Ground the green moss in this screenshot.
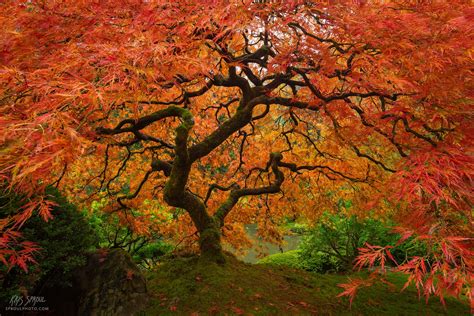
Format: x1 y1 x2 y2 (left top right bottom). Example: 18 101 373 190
257 250 305 269
199 227 225 264
142 254 469 315
180 109 195 127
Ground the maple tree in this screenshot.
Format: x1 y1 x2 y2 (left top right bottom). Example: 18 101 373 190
0 0 472 308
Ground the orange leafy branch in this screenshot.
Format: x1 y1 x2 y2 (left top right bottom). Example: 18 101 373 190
353 243 397 272
337 276 375 307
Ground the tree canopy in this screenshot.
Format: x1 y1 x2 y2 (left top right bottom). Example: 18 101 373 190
1 0 472 306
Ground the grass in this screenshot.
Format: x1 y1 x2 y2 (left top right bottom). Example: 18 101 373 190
142 254 470 315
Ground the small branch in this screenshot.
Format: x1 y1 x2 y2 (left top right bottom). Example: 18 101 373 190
214 152 285 226
96 106 190 136
117 169 153 208
204 183 238 205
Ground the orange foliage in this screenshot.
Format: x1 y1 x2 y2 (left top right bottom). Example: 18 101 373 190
0 0 472 307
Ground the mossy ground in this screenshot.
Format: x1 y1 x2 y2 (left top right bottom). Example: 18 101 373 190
142 254 469 315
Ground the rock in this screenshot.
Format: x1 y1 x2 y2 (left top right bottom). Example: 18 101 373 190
75 249 148 316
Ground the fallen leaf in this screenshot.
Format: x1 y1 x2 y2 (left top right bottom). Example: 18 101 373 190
231 306 244 315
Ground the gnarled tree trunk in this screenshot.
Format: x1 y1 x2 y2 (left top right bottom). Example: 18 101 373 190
198 221 225 263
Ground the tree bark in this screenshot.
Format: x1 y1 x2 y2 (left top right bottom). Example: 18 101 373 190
198 220 226 264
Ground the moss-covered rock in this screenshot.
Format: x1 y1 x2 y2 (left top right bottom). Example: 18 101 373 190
76 249 148 316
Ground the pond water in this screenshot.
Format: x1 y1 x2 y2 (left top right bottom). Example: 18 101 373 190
233 224 302 264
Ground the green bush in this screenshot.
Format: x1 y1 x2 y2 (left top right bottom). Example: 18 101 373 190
133 240 173 267
0 186 98 300
257 250 305 269
298 212 428 273
86 198 172 267
281 218 309 235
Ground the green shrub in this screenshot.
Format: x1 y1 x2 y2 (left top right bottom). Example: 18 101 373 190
86 198 172 267
0 186 98 300
282 217 309 234
298 212 428 273
133 240 173 267
257 250 305 269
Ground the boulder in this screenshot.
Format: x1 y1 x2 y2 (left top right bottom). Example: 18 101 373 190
75 249 148 316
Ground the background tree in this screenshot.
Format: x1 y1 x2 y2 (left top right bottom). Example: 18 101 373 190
1 0 472 304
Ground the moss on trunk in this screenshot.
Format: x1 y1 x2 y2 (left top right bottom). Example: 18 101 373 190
199 226 225 264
